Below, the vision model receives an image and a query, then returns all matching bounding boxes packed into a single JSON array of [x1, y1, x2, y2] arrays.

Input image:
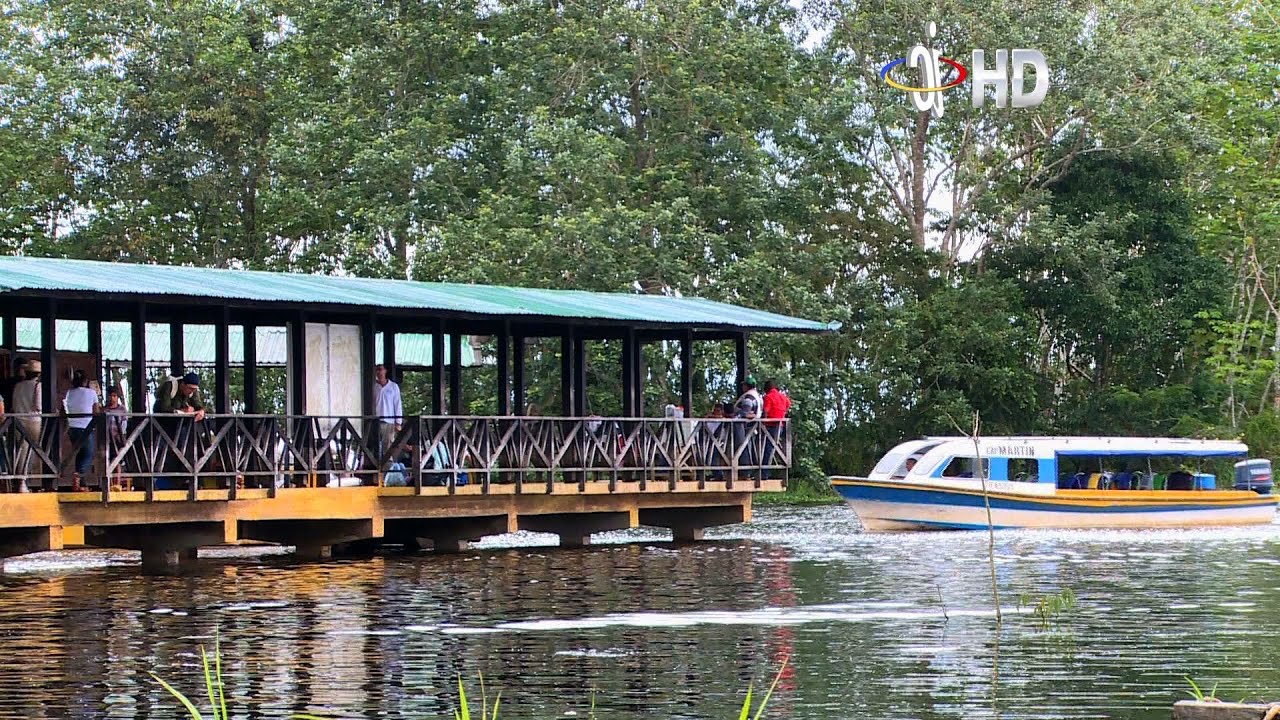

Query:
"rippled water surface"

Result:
[[3, 505, 1280, 719]]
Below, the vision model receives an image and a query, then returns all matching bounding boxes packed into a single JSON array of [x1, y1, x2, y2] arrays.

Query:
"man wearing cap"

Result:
[[154, 372, 206, 420], [153, 372, 206, 484]]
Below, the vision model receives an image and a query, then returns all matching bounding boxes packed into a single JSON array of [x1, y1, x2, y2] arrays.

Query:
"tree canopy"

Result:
[[2, 0, 1276, 485]]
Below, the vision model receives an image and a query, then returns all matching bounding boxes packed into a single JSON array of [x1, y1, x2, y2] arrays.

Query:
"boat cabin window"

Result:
[[940, 456, 990, 479], [1009, 458, 1039, 482]]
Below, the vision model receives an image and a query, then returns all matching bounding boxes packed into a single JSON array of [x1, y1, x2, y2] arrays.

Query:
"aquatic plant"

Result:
[[1017, 588, 1077, 630], [149, 638, 228, 720], [154, 642, 790, 719], [737, 655, 789, 720], [1183, 676, 1220, 702]]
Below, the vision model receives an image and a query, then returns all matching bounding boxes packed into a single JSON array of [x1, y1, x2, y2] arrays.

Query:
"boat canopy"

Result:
[[868, 436, 1250, 484], [921, 436, 1248, 459]]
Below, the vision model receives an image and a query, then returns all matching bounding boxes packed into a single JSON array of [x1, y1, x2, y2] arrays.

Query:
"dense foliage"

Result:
[[2, 0, 1276, 488]]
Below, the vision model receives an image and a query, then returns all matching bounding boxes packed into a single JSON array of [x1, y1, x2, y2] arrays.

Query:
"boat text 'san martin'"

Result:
[[831, 436, 1278, 531]]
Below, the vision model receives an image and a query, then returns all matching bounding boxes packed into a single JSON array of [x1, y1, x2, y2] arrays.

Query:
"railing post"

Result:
[[482, 418, 493, 494], [187, 417, 198, 501], [784, 418, 792, 488], [227, 417, 238, 501], [412, 416, 423, 495], [670, 417, 679, 491], [144, 419, 156, 502], [266, 417, 279, 499], [515, 418, 525, 494], [727, 419, 737, 490], [577, 418, 587, 492]]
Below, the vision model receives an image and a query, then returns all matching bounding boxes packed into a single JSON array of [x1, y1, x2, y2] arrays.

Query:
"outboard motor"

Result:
[[1234, 459, 1274, 495]]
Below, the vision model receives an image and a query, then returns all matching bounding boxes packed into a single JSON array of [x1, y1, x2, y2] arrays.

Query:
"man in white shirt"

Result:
[[373, 364, 402, 468]]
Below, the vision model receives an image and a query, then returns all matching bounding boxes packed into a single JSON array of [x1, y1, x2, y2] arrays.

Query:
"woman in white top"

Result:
[[63, 369, 100, 489]]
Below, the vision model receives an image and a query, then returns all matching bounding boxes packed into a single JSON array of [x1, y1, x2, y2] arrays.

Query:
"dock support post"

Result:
[[431, 537, 472, 553], [141, 547, 198, 575], [294, 544, 333, 561]]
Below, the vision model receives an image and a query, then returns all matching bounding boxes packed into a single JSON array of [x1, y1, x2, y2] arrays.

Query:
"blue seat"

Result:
[[1112, 471, 1133, 490]]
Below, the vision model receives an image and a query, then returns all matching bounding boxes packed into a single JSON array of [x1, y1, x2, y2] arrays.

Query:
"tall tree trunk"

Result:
[[909, 112, 930, 250]]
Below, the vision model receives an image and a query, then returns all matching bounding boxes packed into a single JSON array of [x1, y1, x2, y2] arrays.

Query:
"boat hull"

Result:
[[831, 477, 1279, 531]]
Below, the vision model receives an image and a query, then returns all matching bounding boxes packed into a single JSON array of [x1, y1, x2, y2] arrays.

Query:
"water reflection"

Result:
[[2, 507, 1280, 718]]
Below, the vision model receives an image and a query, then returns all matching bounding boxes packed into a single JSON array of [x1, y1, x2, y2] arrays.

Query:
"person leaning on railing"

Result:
[[152, 372, 206, 486]]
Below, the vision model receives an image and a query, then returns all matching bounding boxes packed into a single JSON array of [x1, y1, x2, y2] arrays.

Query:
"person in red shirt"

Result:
[[761, 380, 791, 478]]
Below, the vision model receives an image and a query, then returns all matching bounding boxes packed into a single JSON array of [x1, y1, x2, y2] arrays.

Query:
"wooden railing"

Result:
[[0, 413, 791, 498]]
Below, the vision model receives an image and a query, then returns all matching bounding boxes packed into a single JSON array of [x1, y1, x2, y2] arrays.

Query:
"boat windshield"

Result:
[[873, 452, 911, 477]]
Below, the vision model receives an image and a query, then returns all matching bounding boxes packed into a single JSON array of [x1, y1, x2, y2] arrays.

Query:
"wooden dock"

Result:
[[0, 411, 786, 572]]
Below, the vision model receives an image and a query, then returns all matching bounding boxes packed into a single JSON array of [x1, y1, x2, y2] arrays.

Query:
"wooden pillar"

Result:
[[214, 308, 230, 414], [735, 332, 748, 389], [573, 335, 587, 416], [290, 312, 306, 415], [680, 329, 693, 414], [622, 329, 635, 417], [131, 304, 146, 412], [383, 326, 397, 383], [560, 329, 574, 416], [2, 313, 15, 357], [40, 299, 55, 413], [361, 315, 376, 417], [513, 334, 526, 415], [169, 321, 184, 376], [496, 321, 510, 415], [431, 321, 445, 415], [87, 318, 103, 387], [243, 322, 258, 414], [631, 332, 644, 417], [448, 332, 463, 415]]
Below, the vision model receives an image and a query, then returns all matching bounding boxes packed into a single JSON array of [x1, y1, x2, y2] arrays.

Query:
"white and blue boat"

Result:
[[832, 436, 1277, 531]]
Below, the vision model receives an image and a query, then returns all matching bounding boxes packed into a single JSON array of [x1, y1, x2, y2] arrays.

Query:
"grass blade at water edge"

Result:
[[150, 672, 206, 720], [753, 656, 790, 720], [215, 636, 228, 720], [456, 676, 470, 720], [737, 686, 753, 720], [200, 646, 220, 720]]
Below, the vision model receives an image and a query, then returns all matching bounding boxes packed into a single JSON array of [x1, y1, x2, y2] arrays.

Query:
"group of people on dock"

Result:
[[0, 356, 205, 491], [0, 353, 792, 491]]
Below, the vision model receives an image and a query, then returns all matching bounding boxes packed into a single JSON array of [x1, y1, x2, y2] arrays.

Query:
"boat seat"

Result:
[[1087, 473, 1103, 489], [1112, 471, 1133, 490], [1133, 471, 1153, 490]]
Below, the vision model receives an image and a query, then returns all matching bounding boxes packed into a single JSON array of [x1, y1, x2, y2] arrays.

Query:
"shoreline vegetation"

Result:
[[754, 484, 842, 506], [154, 640, 790, 720]]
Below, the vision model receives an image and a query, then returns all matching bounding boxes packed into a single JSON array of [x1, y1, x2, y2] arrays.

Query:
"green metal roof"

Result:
[[0, 256, 837, 333], [13, 321, 476, 366]]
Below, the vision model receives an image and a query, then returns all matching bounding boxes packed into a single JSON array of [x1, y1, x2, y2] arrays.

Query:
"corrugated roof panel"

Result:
[[0, 256, 837, 333]]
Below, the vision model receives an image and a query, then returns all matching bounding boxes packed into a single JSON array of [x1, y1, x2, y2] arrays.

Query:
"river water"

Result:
[[2, 505, 1279, 719]]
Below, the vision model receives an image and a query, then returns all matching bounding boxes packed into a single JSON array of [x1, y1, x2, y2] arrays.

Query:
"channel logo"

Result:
[[879, 22, 1049, 119]]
